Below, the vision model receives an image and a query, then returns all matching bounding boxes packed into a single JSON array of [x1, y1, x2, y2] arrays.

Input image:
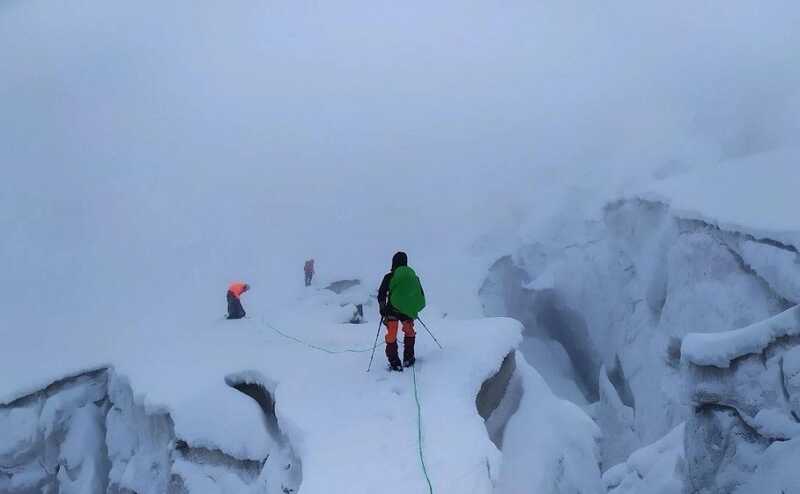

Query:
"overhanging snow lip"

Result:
[[225, 369, 278, 392], [476, 351, 517, 421], [0, 363, 112, 406], [1, 364, 277, 464], [625, 193, 800, 252], [225, 370, 283, 444], [682, 306, 800, 368]]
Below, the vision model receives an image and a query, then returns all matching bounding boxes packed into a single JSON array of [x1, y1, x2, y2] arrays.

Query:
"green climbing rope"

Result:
[[412, 365, 435, 494], [261, 318, 378, 354], [259, 316, 434, 493]]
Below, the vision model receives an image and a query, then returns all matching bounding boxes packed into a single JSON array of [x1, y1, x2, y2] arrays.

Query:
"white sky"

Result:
[[2, 0, 799, 326]]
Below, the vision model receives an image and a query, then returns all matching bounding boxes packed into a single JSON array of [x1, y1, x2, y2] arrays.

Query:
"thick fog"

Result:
[[2, 0, 799, 327]]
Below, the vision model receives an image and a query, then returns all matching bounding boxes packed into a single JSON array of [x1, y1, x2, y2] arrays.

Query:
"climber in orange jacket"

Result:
[[227, 282, 249, 320]]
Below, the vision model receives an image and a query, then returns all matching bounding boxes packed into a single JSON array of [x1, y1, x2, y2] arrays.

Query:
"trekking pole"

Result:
[[416, 316, 443, 350], [367, 317, 384, 372]]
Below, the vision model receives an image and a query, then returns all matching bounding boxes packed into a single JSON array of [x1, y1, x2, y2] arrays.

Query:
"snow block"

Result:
[[495, 356, 603, 493], [0, 368, 299, 494], [684, 306, 800, 493], [683, 306, 800, 368]]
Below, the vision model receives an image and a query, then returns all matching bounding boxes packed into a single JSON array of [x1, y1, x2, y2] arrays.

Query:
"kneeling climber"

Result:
[[378, 252, 426, 371], [227, 282, 250, 320]]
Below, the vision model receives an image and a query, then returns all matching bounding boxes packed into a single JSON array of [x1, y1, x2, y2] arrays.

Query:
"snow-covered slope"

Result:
[[1, 284, 530, 493], [1, 279, 610, 493]]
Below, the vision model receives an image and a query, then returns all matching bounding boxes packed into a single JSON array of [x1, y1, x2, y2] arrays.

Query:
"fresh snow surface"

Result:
[[635, 148, 800, 249], [682, 305, 800, 368], [0, 287, 522, 494]]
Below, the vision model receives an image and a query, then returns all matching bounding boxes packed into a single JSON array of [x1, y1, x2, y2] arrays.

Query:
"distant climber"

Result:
[[377, 252, 426, 371], [304, 259, 315, 287], [227, 282, 249, 320]]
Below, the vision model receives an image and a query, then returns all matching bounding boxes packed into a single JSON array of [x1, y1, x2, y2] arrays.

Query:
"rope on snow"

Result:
[[257, 316, 436, 493]]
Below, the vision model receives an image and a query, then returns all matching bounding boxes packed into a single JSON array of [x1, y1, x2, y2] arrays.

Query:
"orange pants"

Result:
[[385, 319, 416, 343]]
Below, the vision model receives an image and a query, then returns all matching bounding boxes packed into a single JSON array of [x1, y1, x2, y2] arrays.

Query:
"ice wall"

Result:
[[0, 369, 300, 494], [480, 197, 797, 476], [683, 306, 800, 493]]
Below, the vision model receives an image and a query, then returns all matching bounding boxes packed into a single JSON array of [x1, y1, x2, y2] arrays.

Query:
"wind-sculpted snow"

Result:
[[684, 306, 800, 493], [683, 306, 800, 368], [637, 148, 800, 251], [0, 367, 299, 494], [738, 240, 800, 303], [0, 371, 110, 493]]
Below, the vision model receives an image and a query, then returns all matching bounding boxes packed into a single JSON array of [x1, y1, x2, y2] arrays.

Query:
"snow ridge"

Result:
[[682, 306, 800, 368], [634, 148, 800, 250]]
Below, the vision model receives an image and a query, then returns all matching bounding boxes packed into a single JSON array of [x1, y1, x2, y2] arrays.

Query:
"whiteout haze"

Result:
[[2, 1, 799, 493]]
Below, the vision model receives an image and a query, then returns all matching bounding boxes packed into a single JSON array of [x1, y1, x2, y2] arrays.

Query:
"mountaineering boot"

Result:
[[386, 342, 403, 371], [403, 336, 416, 367]]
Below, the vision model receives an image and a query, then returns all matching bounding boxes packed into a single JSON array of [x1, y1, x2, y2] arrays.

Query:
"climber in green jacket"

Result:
[[377, 251, 426, 371]]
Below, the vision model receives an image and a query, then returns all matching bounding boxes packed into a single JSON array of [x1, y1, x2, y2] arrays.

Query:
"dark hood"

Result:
[[391, 251, 408, 272]]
